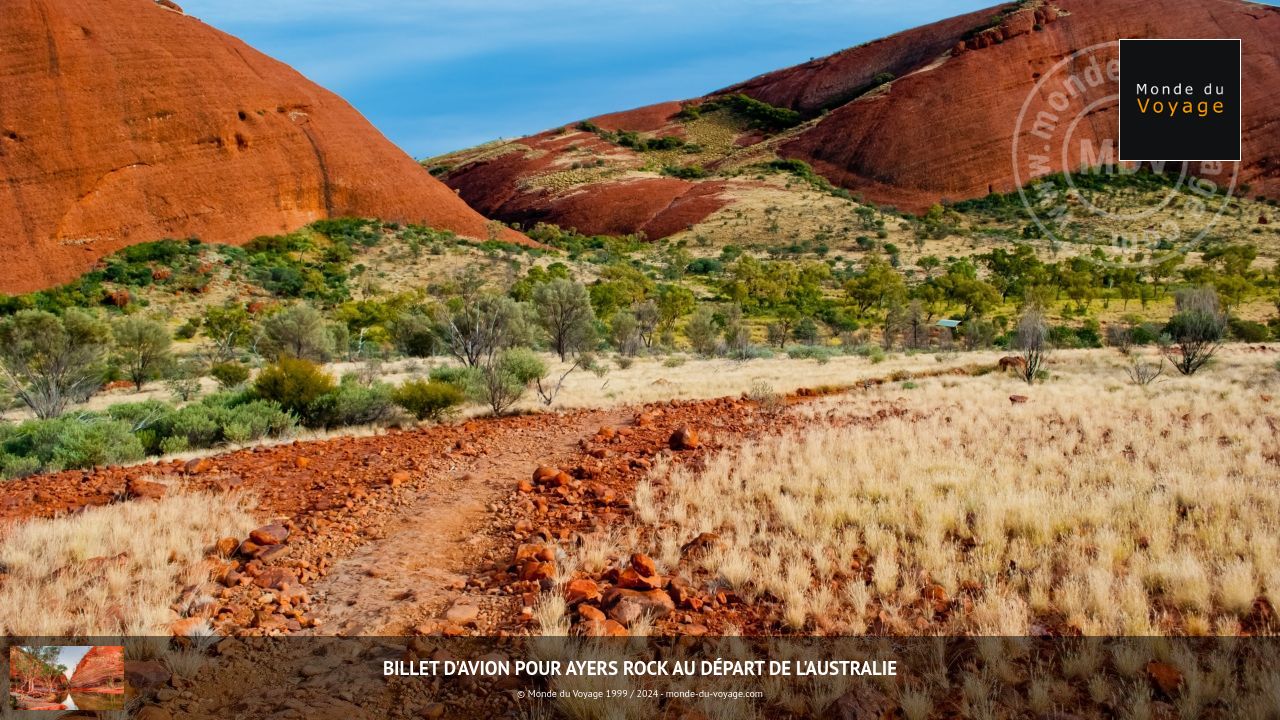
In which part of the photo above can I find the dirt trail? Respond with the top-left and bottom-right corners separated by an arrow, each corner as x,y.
307,408 -> 630,635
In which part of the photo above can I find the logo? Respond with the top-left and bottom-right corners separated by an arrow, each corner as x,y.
1012,41 -> 1240,270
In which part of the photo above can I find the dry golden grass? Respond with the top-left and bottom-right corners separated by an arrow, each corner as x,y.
518,349 -> 999,411
0,485 -> 256,636
620,346 -> 1280,635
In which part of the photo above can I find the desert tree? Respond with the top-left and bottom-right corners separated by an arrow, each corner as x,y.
202,304 -> 253,361
633,300 -> 660,348
475,347 -> 546,415
113,315 -> 174,391
1125,355 -> 1165,386
259,304 -> 335,362
609,311 -> 642,357
436,295 -> 528,368
1014,306 -> 1049,385
1161,286 -> 1226,376
684,306 -> 719,356
531,279 -> 596,361
0,309 -> 112,418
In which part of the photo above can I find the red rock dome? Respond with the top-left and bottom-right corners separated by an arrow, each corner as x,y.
0,0 -> 528,294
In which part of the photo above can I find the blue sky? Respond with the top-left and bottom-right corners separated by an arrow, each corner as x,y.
181,0 -> 995,158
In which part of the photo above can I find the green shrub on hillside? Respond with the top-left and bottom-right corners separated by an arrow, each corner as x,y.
705,93 -> 802,131
210,361 -> 251,389
253,357 -> 337,421
0,416 -> 144,478
392,379 -> 466,421
308,375 -> 398,429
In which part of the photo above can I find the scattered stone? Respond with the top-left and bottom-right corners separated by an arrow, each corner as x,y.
1147,661 -> 1183,696
445,603 -> 479,626
680,532 -> 720,557
1009,395 -> 1029,404
126,477 -> 167,501
564,578 -> 600,605
214,537 -> 239,557
249,523 -> 290,546
125,660 -> 171,692
390,471 -> 411,487
252,567 -> 300,591
183,458 -> 212,475
607,588 -> 674,621
630,553 -> 658,577
532,466 -> 560,484
669,426 -> 701,451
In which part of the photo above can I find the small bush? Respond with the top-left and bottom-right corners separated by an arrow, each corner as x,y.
253,357 -> 336,421
473,348 -> 546,415
210,361 -> 251,389
786,345 -> 837,364
1229,318 -> 1270,342
309,376 -> 398,428
428,365 -> 481,392
0,416 -> 144,477
392,379 -> 466,421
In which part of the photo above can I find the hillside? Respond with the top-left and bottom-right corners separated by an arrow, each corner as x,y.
0,0 -> 528,295
431,0 -> 1280,239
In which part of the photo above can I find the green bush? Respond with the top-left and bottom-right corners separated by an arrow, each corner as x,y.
428,365 -> 481,391
253,357 -> 337,421
308,376 -> 397,428
392,379 -> 466,421
0,416 -> 144,477
1229,318 -> 1270,342
786,345 -> 837,363
210,361 -> 251,389
472,348 -> 546,415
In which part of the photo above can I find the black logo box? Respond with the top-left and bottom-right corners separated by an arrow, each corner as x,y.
1118,38 -> 1241,163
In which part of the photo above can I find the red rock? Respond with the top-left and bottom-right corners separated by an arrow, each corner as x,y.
389,470 -> 411,487
578,604 -> 606,622
441,0 -> 1279,223
0,0 -> 531,294
517,479 -> 535,493
606,588 -> 675,620
294,456 -> 311,469
617,567 -> 663,590
214,536 -> 239,557
65,645 -> 123,692
680,532 -> 721,557
1146,661 -> 1183,695
184,458 -> 213,475
170,617 -> 206,637
1009,395 -> 1030,404
630,553 -> 658,577
124,660 -> 171,692
126,476 -> 167,500
668,427 -> 700,451
514,544 -> 549,563
532,466 -> 560,484
518,561 -> 556,582
137,708 -> 173,720
582,618 -> 630,637
564,578 -> 601,605
249,523 -> 289,546
252,567 -> 299,591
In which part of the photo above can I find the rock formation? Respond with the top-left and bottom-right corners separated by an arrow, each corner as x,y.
438,0 -> 1279,233
0,0 -> 527,294
69,646 -> 124,690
